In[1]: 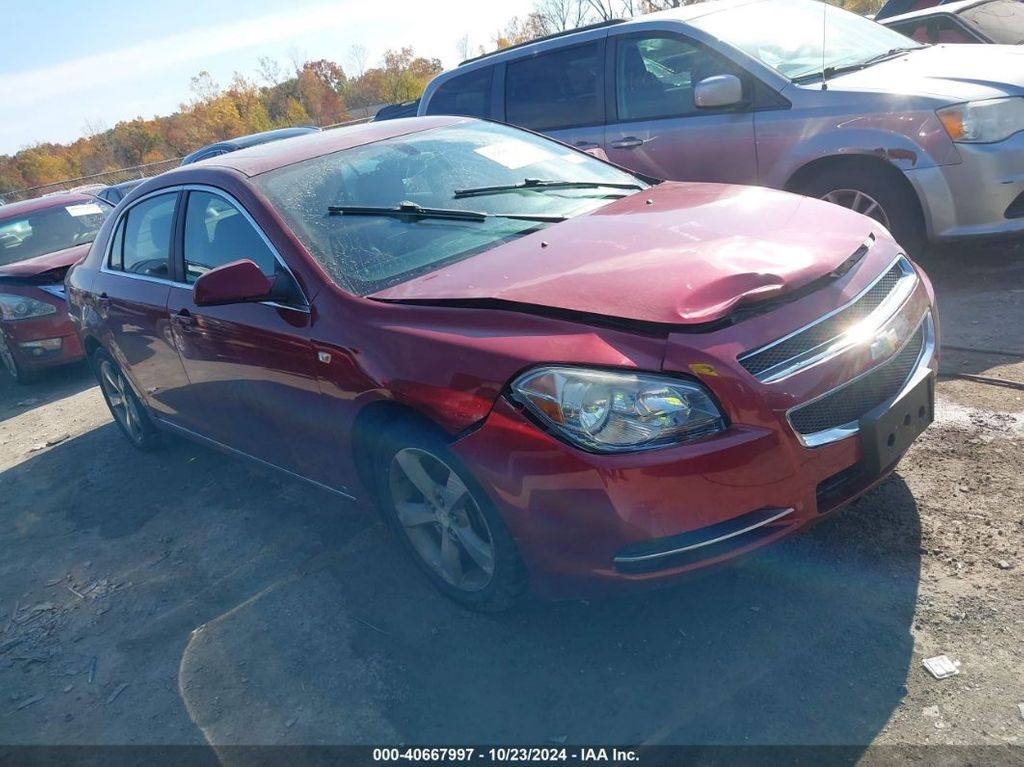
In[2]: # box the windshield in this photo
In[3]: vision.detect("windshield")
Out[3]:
[253,121,645,295]
[0,200,111,267]
[691,0,922,82]
[962,0,1024,44]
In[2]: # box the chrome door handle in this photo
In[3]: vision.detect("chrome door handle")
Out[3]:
[172,309,195,328]
[610,137,646,149]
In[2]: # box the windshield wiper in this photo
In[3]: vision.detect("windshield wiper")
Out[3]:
[453,178,644,200]
[794,46,924,84]
[327,201,566,224]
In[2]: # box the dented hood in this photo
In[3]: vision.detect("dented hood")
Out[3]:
[0,244,89,281]
[370,183,876,325]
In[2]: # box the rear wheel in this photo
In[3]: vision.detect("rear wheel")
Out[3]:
[374,422,527,611]
[800,165,925,256]
[92,349,160,451]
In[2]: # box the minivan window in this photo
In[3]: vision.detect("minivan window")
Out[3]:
[115,193,176,278]
[505,43,602,131]
[182,191,276,283]
[425,67,493,118]
[615,36,740,121]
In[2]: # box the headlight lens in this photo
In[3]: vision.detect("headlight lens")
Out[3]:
[510,366,726,453]
[0,294,57,321]
[937,97,1024,144]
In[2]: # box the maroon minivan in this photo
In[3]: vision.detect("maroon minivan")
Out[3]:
[67,117,937,609]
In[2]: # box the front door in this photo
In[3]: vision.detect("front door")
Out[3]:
[165,189,332,484]
[603,33,757,185]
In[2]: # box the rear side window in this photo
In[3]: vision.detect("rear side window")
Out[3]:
[182,191,276,284]
[425,67,493,118]
[888,17,978,44]
[111,193,177,278]
[505,43,602,132]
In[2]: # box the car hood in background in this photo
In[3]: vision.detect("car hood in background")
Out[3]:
[825,44,1024,100]
[370,183,876,326]
[0,244,90,281]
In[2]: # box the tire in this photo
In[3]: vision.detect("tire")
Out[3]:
[0,333,35,384]
[373,420,528,611]
[800,165,925,257]
[91,349,161,451]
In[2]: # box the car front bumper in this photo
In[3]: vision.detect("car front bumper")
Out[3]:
[451,306,939,600]
[1,307,84,374]
[907,131,1024,242]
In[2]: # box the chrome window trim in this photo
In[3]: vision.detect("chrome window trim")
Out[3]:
[787,311,935,449]
[739,252,917,384]
[612,507,794,564]
[99,184,311,311]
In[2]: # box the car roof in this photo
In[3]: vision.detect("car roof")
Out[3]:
[882,0,993,20]
[170,115,470,178]
[0,192,101,220]
[181,126,322,165]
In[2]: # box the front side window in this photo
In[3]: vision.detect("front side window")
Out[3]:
[505,43,602,131]
[425,67,493,118]
[253,121,645,295]
[615,36,741,121]
[691,0,922,82]
[0,201,110,266]
[888,16,978,44]
[182,191,276,284]
[113,193,176,278]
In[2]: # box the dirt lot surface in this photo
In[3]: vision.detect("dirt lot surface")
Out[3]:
[0,243,1022,757]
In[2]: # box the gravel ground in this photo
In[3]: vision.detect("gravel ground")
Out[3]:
[0,243,1022,757]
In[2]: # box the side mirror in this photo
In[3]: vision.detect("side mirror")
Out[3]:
[694,74,744,110]
[193,259,273,307]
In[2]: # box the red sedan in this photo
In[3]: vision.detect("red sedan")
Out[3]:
[0,193,111,382]
[67,117,937,609]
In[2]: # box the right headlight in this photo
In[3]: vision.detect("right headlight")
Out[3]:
[937,97,1024,144]
[510,366,726,453]
[0,294,57,321]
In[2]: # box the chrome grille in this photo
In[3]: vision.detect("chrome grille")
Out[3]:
[739,257,916,382]
[788,322,926,437]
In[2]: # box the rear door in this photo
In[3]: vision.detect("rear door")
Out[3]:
[90,191,191,420]
[164,188,335,484]
[503,39,607,154]
[603,32,757,184]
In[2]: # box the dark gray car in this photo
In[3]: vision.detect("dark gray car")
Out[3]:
[418,0,1024,253]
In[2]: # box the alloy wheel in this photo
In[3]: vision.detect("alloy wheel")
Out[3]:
[98,359,144,444]
[388,448,496,592]
[820,188,891,230]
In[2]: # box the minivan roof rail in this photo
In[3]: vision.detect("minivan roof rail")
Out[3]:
[458,19,627,66]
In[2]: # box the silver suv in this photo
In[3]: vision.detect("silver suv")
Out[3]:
[417,0,1024,253]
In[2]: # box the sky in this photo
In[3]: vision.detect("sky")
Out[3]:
[0,0,535,156]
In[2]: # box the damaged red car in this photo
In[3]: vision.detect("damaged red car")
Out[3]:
[1,193,111,382]
[66,117,937,609]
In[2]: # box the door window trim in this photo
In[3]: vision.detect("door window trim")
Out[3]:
[101,184,311,312]
[608,31,772,124]
[101,189,182,285]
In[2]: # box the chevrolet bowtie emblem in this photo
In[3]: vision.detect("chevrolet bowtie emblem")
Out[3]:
[869,329,900,361]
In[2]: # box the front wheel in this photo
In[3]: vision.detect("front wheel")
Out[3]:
[800,166,925,256]
[0,333,33,384]
[375,423,527,611]
[92,349,160,451]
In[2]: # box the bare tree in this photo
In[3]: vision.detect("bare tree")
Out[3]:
[534,0,593,32]
[346,44,369,78]
[456,33,473,61]
[257,56,285,87]
[583,0,620,20]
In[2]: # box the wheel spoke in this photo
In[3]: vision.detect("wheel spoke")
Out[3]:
[440,533,463,586]
[441,471,468,509]
[395,451,440,500]
[395,500,436,528]
[452,524,494,573]
[107,393,124,409]
[101,366,120,395]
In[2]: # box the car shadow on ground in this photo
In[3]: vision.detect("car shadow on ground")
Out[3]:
[0,361,96,425]
[0,423,921,753]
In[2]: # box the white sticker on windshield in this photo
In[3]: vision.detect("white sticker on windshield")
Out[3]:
[65,203,104,217]
[475,140,554,170]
